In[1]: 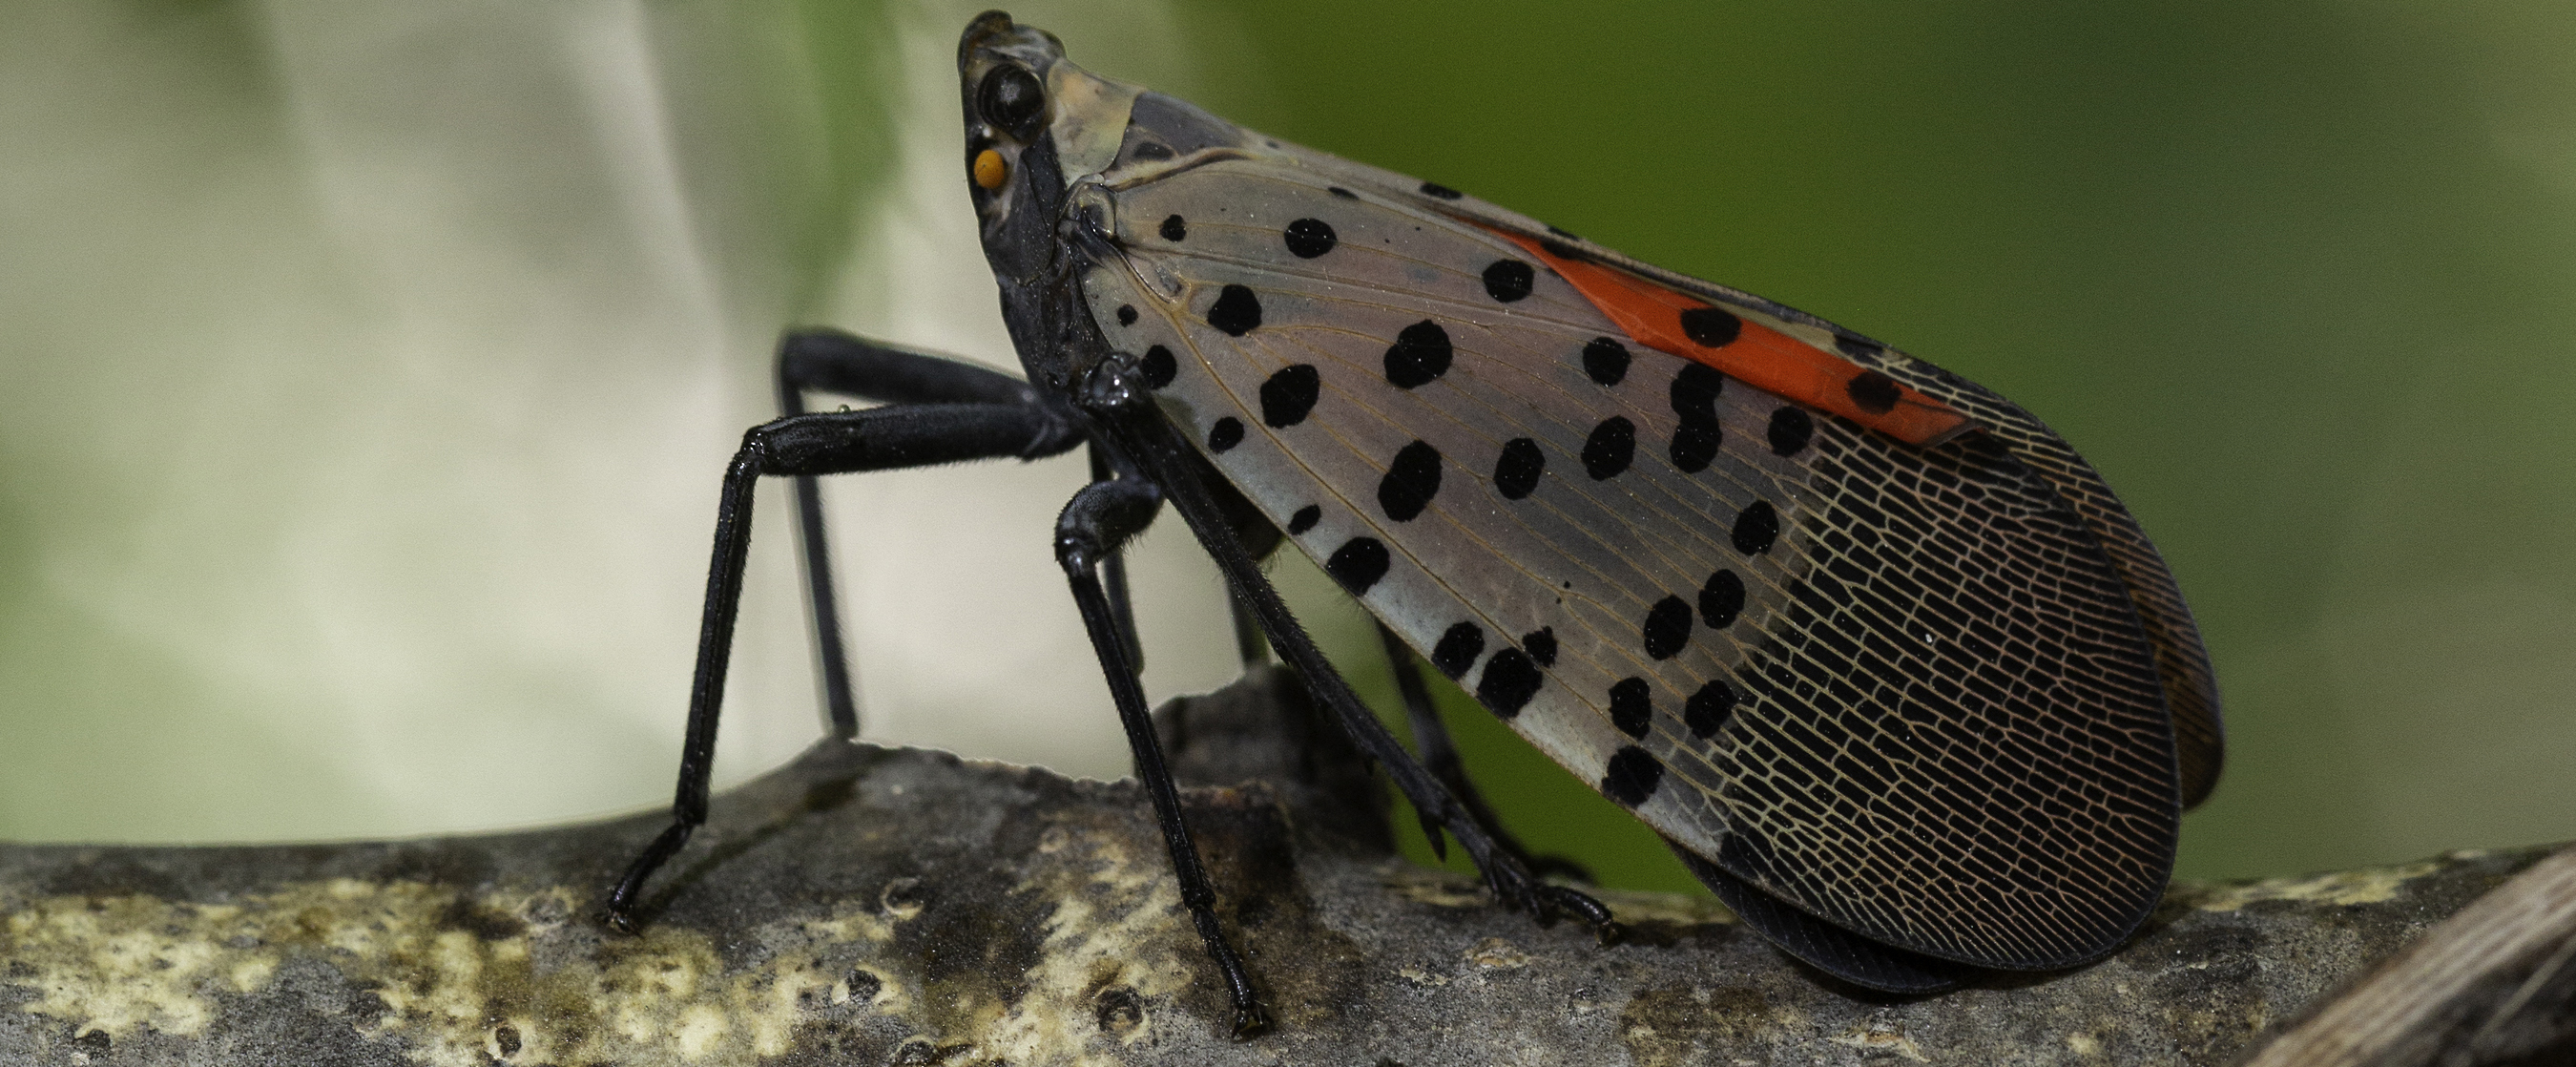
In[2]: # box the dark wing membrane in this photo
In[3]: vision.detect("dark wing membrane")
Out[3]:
[1087,151,2182,970]
[1817,356,2222,809]
[1259,149,2223,812]
[1667,836,1983,994]
[1438,219,2223,810]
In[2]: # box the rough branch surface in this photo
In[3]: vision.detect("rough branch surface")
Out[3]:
[0,668,2562,1065]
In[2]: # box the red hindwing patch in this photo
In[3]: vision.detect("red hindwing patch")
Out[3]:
[1495,231,1971,446]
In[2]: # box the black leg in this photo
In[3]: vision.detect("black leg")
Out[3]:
[774,327,1044,739]
[604,398,1080,932]
[1378,622,1592,883]
[1081,373,1615,937]
[1228,591,1268,668]
[1088,443,1146,675]
[778,327,1035,407]
[1054,471,1271,1039]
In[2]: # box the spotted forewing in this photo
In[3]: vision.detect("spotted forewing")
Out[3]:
[1002,24,2218,976]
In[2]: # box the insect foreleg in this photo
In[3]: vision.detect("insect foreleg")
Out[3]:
[603,399,1081,934]
[1053,472,1272,1040]
[775,328,1052,739]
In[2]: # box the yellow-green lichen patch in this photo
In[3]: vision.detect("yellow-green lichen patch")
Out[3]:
[1464,937,1530,971]
[1618,984,1781,1067]
[980,816,1198,1066]
[3,879,908,1065]
[2189,861,2442,912]
[1827,1024,1929,1062]
[1377,864,1489,909]
[4,893,244,1039]
[1586,887,1735,927]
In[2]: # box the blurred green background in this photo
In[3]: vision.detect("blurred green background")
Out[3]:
[5,0,2573,899]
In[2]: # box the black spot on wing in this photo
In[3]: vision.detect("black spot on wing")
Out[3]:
[1475,649,1543,718]
[1582,416,1635,480]
[1482,260,1534,303]
[1680,307,1741,347]
[1206,417,1243,453]
[1609,678,1652,739]
[1325,537,1390,596]
[1259,365,1319,428]
[1377,440,1444,522]
[1699,569,1745,629]
[1420,181,1464,199]
[1283,218,1337,259]
[1767,407,1814,455]
[1670,420,1720,473]
[1140,345,1176,389]
[1207,284,1261,336]
[1582,337,1630,387]
[1683,680,1737,739]
[1522,628,1557,667]
[1431,621,1483,680]
[1159,214,1187,241]
[1116,304,1137,326]
[1733,500,1779,555]
[1848,370,1901,414]
[1383,321,1453,387]
[1670,365,1724,420]
[1286,505,1320,535]
[1493,437,1545,500]
[1602,746,1664,807]
[1641,596,1693,660]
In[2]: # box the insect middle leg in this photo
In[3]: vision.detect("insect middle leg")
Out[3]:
[1053,469,1271,1038]
[604,373,1080,932]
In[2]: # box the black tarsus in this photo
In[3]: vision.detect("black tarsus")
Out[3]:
[1055,470,1270,1039]
[1375,622,1593,884]
[603,366,1078,933]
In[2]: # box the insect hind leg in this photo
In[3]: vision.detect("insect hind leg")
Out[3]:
[775,328,1046,739]
[603,394,1080,934]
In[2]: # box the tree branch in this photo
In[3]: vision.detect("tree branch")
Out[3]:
[1,667,2566,1065]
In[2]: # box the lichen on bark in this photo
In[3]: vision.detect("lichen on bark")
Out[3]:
[0,667,2566,1065]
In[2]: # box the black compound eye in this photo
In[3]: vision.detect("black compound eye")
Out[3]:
[977,66,1046,139]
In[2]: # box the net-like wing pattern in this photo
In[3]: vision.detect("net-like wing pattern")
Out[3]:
[1075,147,2182,968]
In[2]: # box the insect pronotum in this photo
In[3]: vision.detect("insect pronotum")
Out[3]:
[603,10,2223,1036]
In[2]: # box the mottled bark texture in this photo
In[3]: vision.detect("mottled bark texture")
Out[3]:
[1,666,2568,1065]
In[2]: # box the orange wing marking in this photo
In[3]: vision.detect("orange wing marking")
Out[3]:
[1492,231,1971,447]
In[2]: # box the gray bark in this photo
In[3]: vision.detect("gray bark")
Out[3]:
[1,666,2567,1065]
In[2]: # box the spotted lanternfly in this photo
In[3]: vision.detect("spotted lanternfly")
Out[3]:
[605,10,2223,1036]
